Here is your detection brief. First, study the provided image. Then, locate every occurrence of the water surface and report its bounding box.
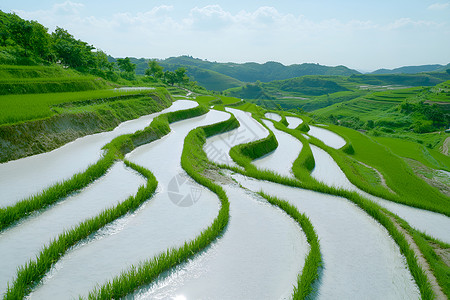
[308,125,346,149]
[264,112,282,122]
[286,116,303,129]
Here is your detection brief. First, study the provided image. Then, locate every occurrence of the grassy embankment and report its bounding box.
[0,65,113,95]
[86,111,240,299]
[0,88,173,162]
[4,104,211,299]
[221,104,435,299]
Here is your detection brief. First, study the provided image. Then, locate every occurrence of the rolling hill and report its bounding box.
[371,64,450,74]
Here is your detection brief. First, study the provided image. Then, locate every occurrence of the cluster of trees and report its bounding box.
[0,11,118,79]
[0,10,192,87]
[145,60,189,86]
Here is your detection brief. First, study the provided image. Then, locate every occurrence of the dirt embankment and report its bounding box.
[0,95,172,163]
[404,158,450,197]
[441,137,450,156]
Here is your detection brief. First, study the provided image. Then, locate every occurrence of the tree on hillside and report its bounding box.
[145,60,164,79]
[52,27,95,70]
[175,67,189,85]
[116,57,136,73]
[0,11,54,64]
[164,70,177,86]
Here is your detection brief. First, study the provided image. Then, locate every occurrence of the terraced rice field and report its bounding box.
[0,97,448,299]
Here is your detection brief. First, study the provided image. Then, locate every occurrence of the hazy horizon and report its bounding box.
[2,0,450,71]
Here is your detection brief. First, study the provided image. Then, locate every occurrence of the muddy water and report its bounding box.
[29,110,230,299]
[264,112,282,122]
[0,100,197,208]
[286,116,303,129]
[204,108,268,167]
[231,173,420,299]
[132,183,308,300]
[253,120,302,178]
[308,125,346,149]
[310,143,450,243]
[0,162,146,297]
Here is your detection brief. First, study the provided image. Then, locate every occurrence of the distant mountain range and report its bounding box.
[112,56,360,91]
[371,64,450,75]
[110,56,450,91]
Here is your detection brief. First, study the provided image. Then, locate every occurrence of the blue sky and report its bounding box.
[2,0,449,71]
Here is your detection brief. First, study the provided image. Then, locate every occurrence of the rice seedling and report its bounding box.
[0,88,170,125]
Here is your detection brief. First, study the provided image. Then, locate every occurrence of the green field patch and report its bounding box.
[0,89,166,125]
[375,136,450,171]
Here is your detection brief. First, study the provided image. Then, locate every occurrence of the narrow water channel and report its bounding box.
[204,108,268,167]
[131,183,308,300]
[0,100,197,207]
[0,162,146,297]
[253,120,302,178]
[29,110,230,299]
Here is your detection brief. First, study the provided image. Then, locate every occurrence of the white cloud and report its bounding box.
[386,18,442,30]
[10,4,450,69]
[427,2,450,10]
[53,1,84,15]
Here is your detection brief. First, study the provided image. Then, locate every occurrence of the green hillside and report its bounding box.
[371,64,449,74]
[160,56,360,82]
